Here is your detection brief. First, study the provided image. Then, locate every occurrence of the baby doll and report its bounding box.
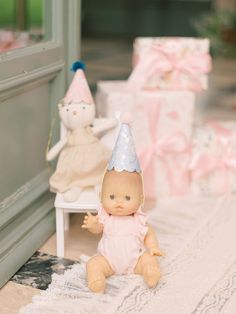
[82,120,164,293]
[47,62,117,202]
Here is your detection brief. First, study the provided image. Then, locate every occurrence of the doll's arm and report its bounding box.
[46,137,67,161]
[144,225,165,257]
[92,117,117,136]
[81,212,104,234]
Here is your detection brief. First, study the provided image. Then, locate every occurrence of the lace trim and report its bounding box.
[192,260,236,314]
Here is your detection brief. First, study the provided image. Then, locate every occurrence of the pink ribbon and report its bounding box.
[138,99,190,199]
[127,43,211,92]
[190,123,236,194]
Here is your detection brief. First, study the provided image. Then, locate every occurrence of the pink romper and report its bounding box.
[97,207,148,275]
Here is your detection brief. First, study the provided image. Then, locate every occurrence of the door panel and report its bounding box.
[0,83,50,201]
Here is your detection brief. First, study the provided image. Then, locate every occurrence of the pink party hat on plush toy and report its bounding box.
[107,113,141,173]
[64,61,94,104]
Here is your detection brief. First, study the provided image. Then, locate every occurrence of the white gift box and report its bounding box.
[190,122,236,196]
[128,37,211,92]
[96,80,195,198]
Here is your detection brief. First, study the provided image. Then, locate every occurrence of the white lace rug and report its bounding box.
[20,196,236,314]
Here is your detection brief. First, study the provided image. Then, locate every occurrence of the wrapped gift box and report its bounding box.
[190,121,236,196]
[96,81,195,198]
[127,37,212,92]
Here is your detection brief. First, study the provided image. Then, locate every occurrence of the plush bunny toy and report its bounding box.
[47,62,117,202]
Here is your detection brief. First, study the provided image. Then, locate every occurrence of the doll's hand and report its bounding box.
[81,212,99,229]
[150,248,165,257]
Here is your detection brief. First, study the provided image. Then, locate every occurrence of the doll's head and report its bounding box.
[58,100,95,130]
[103,115,143,215]
[58,61,95,130]
[101,170,144,216]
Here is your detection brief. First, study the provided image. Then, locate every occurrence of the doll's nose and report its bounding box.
[115,198,124,204]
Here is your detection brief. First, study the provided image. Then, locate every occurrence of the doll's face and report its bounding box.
[58,100,95,130]
[101,170,144,216]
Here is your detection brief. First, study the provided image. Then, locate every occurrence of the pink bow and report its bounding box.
[190,124,236,194]
[140,132,189,170]
[138,100,190,198]
[127,43,211,92]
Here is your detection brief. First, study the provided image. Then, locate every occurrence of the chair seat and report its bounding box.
[55,187,99,212]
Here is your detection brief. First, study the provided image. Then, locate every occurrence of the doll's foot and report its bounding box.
[88,276,106,293]
[63,187,82,202]
[143,265,161,288]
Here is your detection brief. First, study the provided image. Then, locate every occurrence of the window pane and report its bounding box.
[0,0,52,53]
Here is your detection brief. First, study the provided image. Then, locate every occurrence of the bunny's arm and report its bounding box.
[92,117,117,136]
[46,137,67,161]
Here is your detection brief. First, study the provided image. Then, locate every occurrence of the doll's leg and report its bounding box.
[134,252,161,288]
[86,255,114,293]
[63,186,82,202]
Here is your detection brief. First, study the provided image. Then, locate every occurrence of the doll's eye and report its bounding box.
[83,106,86,109]
[125,195,131,201]
[109,194,115,200]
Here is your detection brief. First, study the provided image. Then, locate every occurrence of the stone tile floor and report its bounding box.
[11,251,77,290]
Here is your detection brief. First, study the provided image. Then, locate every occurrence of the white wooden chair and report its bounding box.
[54,188,99,257]
[53,116,119,257]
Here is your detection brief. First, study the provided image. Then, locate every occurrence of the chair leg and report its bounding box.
[64,213,70,231]
[56,207,65,257]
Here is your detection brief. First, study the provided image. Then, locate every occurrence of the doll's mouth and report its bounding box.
[116,205,123,210]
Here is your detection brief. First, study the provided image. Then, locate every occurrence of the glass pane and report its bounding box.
[0,0,51,54]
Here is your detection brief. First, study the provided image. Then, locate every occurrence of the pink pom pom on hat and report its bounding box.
[64,61,94,105]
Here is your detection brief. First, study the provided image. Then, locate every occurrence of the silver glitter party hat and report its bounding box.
[107,122,141,173]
